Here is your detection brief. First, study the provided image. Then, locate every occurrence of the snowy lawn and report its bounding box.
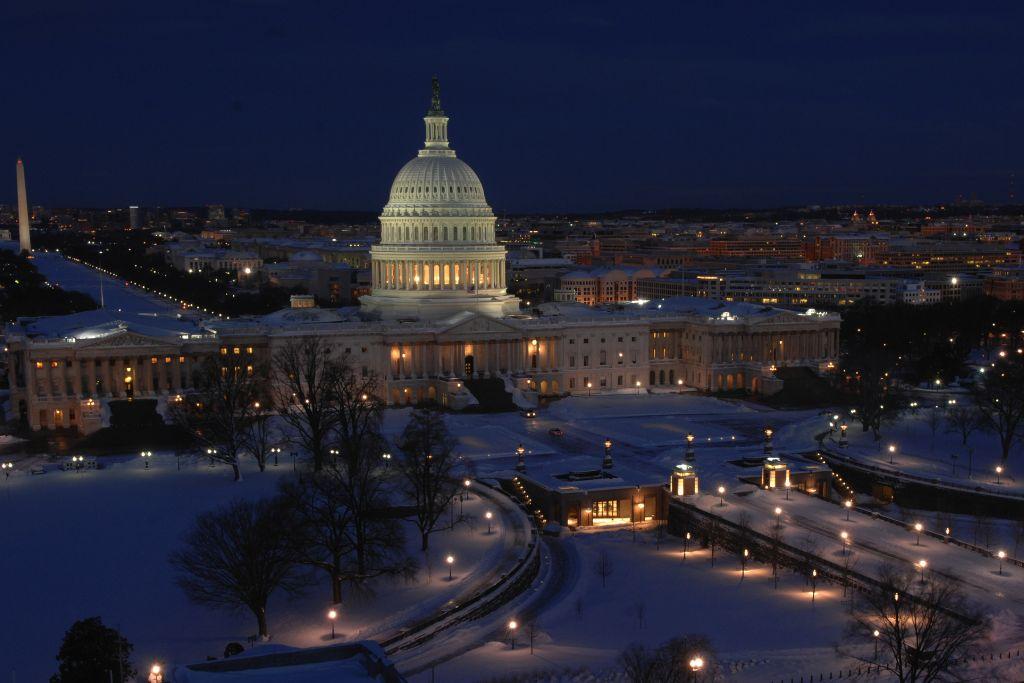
[826,407,1023,493]
[414,529,852,682]
[0,454,510,681]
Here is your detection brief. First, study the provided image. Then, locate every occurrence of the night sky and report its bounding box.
[4,1,1023,213]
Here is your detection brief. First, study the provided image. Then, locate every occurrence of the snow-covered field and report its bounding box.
[0,455,509,682]
[830,406,1022,493]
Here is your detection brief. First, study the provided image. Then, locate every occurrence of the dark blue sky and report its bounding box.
[3,1,1022,213]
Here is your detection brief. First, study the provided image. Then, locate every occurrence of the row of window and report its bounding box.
[567,335,638,345]
[394,185,480,195]
[36,356,187,370]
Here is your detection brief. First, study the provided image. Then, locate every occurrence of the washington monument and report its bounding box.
[16,158,31,253]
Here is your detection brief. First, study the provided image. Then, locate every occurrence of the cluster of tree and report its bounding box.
[837,332,1024,459]
[169,342,466,638]
[32,230,298,316]
[48,617,135,683]
[619,634,719,682]
[0,250,96,321]
[839,298,1024,386]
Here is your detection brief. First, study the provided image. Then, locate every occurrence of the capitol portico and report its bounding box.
[4,81,841,433]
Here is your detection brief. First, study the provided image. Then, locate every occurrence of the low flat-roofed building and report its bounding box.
[501,455,667,530]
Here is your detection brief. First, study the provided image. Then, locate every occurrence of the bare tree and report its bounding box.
[169,357,265,481]
[245,397,277,472]
[396,409,461,551]
[767,524,785,590]
[970,356,1024,464]
[619,643,659,683]
[631,600,646,629]
[169,498,308,639]
[840,565,988,683]
[273,337,339,472]
[594,550,614,588]
[944,403,984,447]
[619,635,719,683]
[926,408,942,454]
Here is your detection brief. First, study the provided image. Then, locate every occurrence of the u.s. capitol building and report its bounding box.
[5,82,840,433]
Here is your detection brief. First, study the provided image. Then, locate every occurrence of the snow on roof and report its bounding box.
[513,455,665,492]
[9,309,210,341]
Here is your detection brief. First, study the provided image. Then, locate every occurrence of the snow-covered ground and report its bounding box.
[0,454,511,682]
[827,406,1022,493]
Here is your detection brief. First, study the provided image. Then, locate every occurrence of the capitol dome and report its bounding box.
[360,78,520,321]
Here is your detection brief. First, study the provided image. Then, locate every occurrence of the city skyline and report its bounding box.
[3,2,1023,213]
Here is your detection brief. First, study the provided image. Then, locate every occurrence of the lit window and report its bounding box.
[35,361,43,369]
[246,347,254,354]
[233,347,241,355]
[220,348,227,355]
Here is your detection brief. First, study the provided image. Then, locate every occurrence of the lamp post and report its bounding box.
[677,378,684,394]
[206,447,217,468]
[774,506,782,530]
[515,443,526,472]
[327,608,338,639]
[635,380,642,396]
[446,554,455,581]
[997,550,1007,576]
[683,531,691,561]
[148,663,163,683]
[603,438,613,469]
[717,485,726,507]
[271,446,281,467]
[140,450,153,469]
[688,656,704,682]
[586,381,592,396]
[784,480,791,501]
[763,426,774,457]
[2,462,13,481]
[844,499,853,521]
[382,451,391,469]
[485,510,493,534]
[917,559,927,584]
[508,620,518,650]
[810,568,817,603]
[72,455,84,473]
[685,432,695,462]
[873,629,880,659]
[914,522,923,546]
[996,465,1004,485]
[840,531,850,557]
[839,423,848,447]
[741,548,749,578]
[888,443,897,465]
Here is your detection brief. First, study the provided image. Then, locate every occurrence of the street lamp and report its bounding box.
[603,438,613,469]
[717,485,726,507]
[683,531,691,560]
[485,510,493,534]
[997,550,1007,576]
[635,380,642,395]
[763,426,774,457]
[446,554,455,580]
[1,462,13,480]
[140,450,153,469]
[844,499,853,521]
[996,465,1003,485]
[774,506,782,529]
[148,663,163,683]
[873,629,880,659]
[888,443,897,465]
[685,432,696,462]
[689,656,704,681]
[913,522,923,546]
[327,608,338,639]
[516,443,526,472]
[206,447,217,467]
[508,620,518,650]
[271,446,282,467]
[72,455,85,473]
[840,531,850,556]
[741,548,749,578]
[810,568,817,603]
[586,381,593,396]
[382,451,391,469]
[917,559,927,584]
[839,423,848,447]
[784,480,791,500]
[677,378,684,394]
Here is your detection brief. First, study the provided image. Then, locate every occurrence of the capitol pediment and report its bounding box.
[76,329,177,350]
[438,313,521,338]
